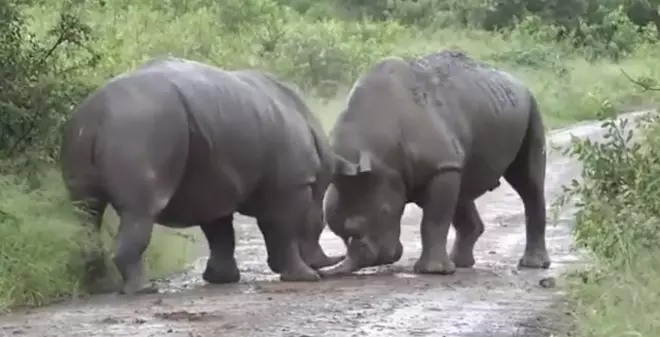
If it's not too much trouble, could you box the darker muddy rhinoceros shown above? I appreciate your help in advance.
[320,50,551,277]
[60,57,342,295]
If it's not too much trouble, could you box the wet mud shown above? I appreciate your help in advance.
[0,111,652,337]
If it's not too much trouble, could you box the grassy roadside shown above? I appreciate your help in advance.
[567,254,660,337]
[555,108,660,337]
[0,170,201,310]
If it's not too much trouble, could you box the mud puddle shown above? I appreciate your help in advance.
[0,111,653,337]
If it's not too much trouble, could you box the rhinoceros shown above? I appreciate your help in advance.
[321,50,551,277]
[60,57,342,295]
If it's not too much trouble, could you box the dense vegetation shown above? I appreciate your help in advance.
[556,86,660,336]
[0,0,659,333]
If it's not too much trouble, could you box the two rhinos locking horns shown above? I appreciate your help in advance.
[60,50,552,296]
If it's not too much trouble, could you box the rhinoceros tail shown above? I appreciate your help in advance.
[526,94,546,154]
[507,93,547,179]
[59,96,108,225]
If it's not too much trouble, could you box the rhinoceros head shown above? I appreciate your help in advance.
[321,151,406,277]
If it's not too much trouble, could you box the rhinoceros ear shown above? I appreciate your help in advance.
[335,151,372,176]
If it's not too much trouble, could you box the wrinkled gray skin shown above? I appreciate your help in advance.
[60,57,342,295]
[321,50,551,277]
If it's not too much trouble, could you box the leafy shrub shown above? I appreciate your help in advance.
[554,76,660,261]
[556,75,660,337]
[577,5,659,61]
[265,18,406,97]
[490,16,570,75]
[0,0,197,310]
[0,0,98,166]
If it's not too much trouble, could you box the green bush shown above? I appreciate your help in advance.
[554,74,660,336]
[557,111,660,259]
[0,0,97,164]
[0,0,199,311]
[555,73,660,260]
[265,18,406,97]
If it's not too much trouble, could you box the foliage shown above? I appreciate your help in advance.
[0,0,198,311]
[322,0,660,60]
[555,73,660,260]
[0,0,98,166]
[553,72,660,336]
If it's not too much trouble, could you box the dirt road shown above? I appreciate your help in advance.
[0,113,648,337]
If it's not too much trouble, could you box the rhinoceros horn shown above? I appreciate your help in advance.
[334,151,372,176]
[318,253,359,277]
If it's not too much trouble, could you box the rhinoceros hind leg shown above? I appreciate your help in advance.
[506,169,550,269]
[450,201,485,268]
[65,183,108,232]
[257,187,321,282]
[504,110,550,270]
[79,196,108,231]
[68,190,112,288]
[113,213,155,295]
[413,171,461,275]
[200,216,240,284]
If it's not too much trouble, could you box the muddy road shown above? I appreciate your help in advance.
[0,112,650,337]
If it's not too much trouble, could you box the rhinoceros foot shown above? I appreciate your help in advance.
[118,283,159,296]
[518,246,551,269]
[202,263,241,284]
[413,257,456,275]
[279,264,321,282]
[267,254,322,282]
[450,248,476,268]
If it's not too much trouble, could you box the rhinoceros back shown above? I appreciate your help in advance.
[232,70,333,195]
[62,58,324,225]
[408,50,538,198]
[155,60,323,222]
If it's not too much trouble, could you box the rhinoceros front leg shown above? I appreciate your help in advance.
[113,213,156,295]
[413,171,462,275]
[450,200,485,268]
[200,215,240,284]
[299,205,344,269]
[256,186,321,282]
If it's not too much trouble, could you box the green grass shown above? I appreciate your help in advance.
[568,254,660,337]
[0,170,200,310]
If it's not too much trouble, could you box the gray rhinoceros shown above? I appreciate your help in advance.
[321,50,551,277]
[60,57,342,295]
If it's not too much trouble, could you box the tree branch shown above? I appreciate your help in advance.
[620,68,660,91]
